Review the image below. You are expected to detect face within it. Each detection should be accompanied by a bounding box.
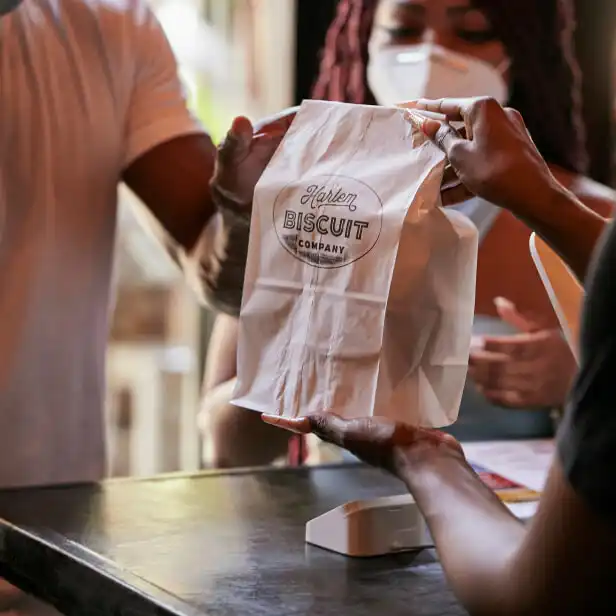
[371,0,509,82]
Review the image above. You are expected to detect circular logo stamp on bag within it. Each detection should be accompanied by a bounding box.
[273,174,383,269]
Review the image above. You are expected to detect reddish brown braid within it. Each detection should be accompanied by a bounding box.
[312,0,588,174]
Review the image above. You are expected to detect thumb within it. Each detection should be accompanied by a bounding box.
[494,297,537,333]
[422,119,466,158]
[217,116,254,166]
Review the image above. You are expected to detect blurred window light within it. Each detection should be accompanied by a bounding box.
[179,67,198,111]
[154,0,230,79]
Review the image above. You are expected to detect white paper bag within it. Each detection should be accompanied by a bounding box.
[232,100,478,427]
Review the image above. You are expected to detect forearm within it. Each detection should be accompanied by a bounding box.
[124,133,247,313]
[172,108,297,313]
[179,209,248,316]
[401,449,527,616]
[516,182,607,283]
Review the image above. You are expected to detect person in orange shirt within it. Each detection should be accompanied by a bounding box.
[200,0,616,467]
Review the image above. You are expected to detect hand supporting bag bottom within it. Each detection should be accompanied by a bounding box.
[232,100,478,427]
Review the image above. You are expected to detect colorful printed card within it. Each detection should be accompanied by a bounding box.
[470,462,541,503]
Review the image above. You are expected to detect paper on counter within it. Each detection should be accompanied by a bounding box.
[463,439,554,493]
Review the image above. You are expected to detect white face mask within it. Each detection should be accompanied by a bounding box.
[367,42,509,107]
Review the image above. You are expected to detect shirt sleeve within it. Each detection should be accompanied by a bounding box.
[558,218,616,522]
[121,0,205,168]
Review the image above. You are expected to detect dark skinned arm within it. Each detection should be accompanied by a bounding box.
[265,409,616,616]
[118,1,296,314]
[401,446,616,616]
[407,100,616,614]
[514,183,606,284]
[118,3,215,275]
[413,97,609,284]
[122,110,295,315]
[122,132,227,308]
[123,133,216,254]
[263,95,616,615]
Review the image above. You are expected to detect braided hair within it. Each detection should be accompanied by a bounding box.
[312,0,588,174]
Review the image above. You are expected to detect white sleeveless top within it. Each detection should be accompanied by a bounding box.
[0,0,202,488]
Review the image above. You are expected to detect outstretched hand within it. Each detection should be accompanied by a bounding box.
[262,413,463,479]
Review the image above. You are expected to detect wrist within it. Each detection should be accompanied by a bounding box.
[508,176,571,221]
[393,438,469,493]
[185,212,247,315]
[211,181,252,227]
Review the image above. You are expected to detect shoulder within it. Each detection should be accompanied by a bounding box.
[61,0,174,81]
[61,0,154,22]
[51,0,164,50]
[549,165,616,218]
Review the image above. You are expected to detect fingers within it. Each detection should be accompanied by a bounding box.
[422,120,469,163]
[503,107,528,135]
[409,98,477,121]
[440,163,473,205]
[469,348,509,366]
[263,413,463,471]
[481,334,540,358]
[480,388,528,409]
[253,106,298,136]
[261,412,353,448]
[469,357,530,387]
[483,327,560,357]
[253,122,290,140]
[441,182,474,207]
[308,413,353,448]
[469,342,534,393]
[262,415,312,435]
[413,96,514,143]
[217,116,254,167]
[260,413,351,450]
[504,107,523,125]
[441,164,459,189]
[493,297,538,333]
[469,360,536,401]
[217,109,293,168]
[262,412,394,450]
[469,349,509,390]
[440,157,475,207]
[469,332,557,405]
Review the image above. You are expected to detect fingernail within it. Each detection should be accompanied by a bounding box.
[229,116,253,142]
[422,119,441,138]
[228,118,241,137]
[262,415,312,434]
[494,297,514,309]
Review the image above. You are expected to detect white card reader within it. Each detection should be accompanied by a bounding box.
[306,494,432,558]
[306,493,536,557]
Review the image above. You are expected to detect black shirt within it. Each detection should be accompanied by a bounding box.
[558,218,616,520]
